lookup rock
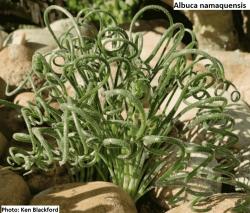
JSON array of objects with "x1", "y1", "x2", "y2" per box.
[
  {"x1": 63, "y1": 72, "x2": 85, "y2": 97},
  {"x1": 0, "y1": 132, "x2": 8, "y2": 159},
  {"x1": 49, "y1": 18, "x2": 74, "y2": 33},
  {"x1": 158, "y1": 87, "x2": 218, "y2": 122},
  {"x1": 204, "y1": 50, "x2": 250, "y2": 105},
  {"x1": 139, "y1": 30, "x2": 185, "y2": 67},
  {"x1": 158, "y1": 87, "x2": 199, "y2": 122},
  {"x1": 225, "y1": 101, "x2": 250, "y2": 150},
  {"x1": 0, "y1": 107, "x2": 24, "y2": 139},
  {"x1": 0, "y1": 44, "x2": 33, "y2": 88},
  {"x1": 179, "y1": 100, "x2": 250, "y2": 150},
  {"x1": 235, "y1": 143, "x2": 250, "y2": 190},
  {"x1": 0, "y1": 20, "x2": 98, "y2": 90},
  {"x1": 0, "y1": 166, "x2": 31, "y2": 204},
  {"x1": 162, "y1": 2, "x2": 238, "y2": 50},
  {"x1": 154, "y1": 152, "x2": 221, "y2": 209},
  {"x1": 14, "y1": 92, "x2": 35, "y2": 107},
  {"x1": 12, "y1": 31, "x2": 26, "y2": 45},
  {"x1": 158, "y1": 49, "x2": 250, "y2": 150},
  {"x1": 0, "y1": 30, "x2": 8, "y2": 50},
  {"x1": 26, "y1": 166, "x2": 71, "y2": 193},
  {"x1": 10, "y1": 19, "x2": 98, "y2": 54},
  {"x1": 11, "y1": 28, "x2": 56, "y2": 53},
  {"x1": 49, "y1": 102, "x2": 60, "y2": 110},
  {"x1": 123, "y1": 19, "x2": 186, "y2": 67},
  {"x1": 31, "y1": 182, "x2": 137, "y2": 213},
  {"x1": 146, "y1": 48, "x2": 250, "y2": 151},
  {"x1": 166, "y1": 193, "x2": 247, "y2": 213},
  {"x1": 153, "y1": 62, "x2": 250, "y2": 149},
  {"x1": 186, "y1": 11, "x2": 238, "y2": 50},
  {"x1": 49, "y1": 18, "x2": 98, "y2": 38},
  {"x1": 122, "y1": 19, "x2": 168, "y2": 34}
]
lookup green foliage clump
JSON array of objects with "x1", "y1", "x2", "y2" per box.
[
  {"x1": 4, "y1": 4, "x2": 250, "y2": 209},
  {"x1": 67, "y1": 0, "x2": 141, "y2": 24}
]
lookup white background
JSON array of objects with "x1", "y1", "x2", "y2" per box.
[{"x1": 173, "y1": 0, "x2": 250, "y2": 10}]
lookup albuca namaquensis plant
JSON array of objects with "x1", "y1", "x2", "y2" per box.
[{"x1": 4, "y1": 4, "x2": 250, "y2": 210}]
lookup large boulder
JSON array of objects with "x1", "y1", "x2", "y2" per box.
[
  {"x1": 0, "y1": 166, "x2": 31, "y2": 204},
  {"x1": 0, "y1": 44, "x2": 33, "y2": 88},
  {"x1": 31, "y1": 181, "x2": 137, "y2": 213}
]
